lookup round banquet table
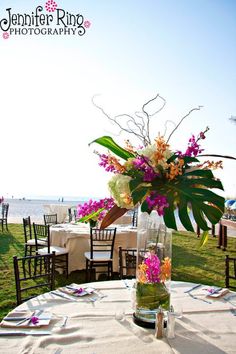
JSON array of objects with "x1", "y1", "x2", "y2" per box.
[
  {"x1": 50, "y1": 223, "x2": 137, "y2": 274},
  {"x1": 0, "y1": 280, "x2": 236, "y2": 354}
]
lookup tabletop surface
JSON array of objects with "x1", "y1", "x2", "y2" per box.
[{"x1": 0, "y1": 280, "x2": 236, "y2": 354}]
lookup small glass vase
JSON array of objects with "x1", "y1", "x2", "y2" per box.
[{"x1": 133, "y1": 210, "x2": 172, "y2": 328}]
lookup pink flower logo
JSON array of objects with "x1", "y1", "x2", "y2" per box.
[
  {"x1": 84, "y1": 20, "x2": 91, "y2": 28},
  {"x1": 45, "y1": 0, "x2": 57, "y2": 12},
  {"x1": 2, "y1": 32, "x2": 9, "y2": 40}
]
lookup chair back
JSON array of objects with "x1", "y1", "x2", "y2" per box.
[
  {"x1": 13, "y1": 252, "x2": 55, "y2": 305},
  {"x1": 68, "y1": 208, "x2": 72, "y2": 222},
  {"x1": 90, "y1": 228, "x2": 116, "y2": 259},
  {"x1": 68, "y1": 208, "x2": 77, "y2": 222},
  {"x1": 1, "y1": 203, "x2": 9, "y2": 218},
  {"x1": 44, "y1": 214, "x2": 58, "y2": 226},
  {"x1": 225, "y1": 255, "x2": 236, "y2": 290},
  {"x1": 119, "y1": 247, "x2": 137, "y2": 279},
  {"x1": 33, "y1": 223, "x2": 50, "y2": 253},
  {"x1": 23, "y1": 216, "x2": 33, "y2": 242}
]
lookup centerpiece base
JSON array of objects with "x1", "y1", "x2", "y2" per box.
[{"x1": 132, "y1": 313, "x2": 155, "y2": 329}]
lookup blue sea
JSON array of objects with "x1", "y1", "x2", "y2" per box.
[{"x1": 5, "y1": 197, "x2": 87, "y2": 224}]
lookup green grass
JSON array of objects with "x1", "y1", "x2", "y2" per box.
[{"x1": 0, "y1": 223, "x2": 236, "y2": 320}]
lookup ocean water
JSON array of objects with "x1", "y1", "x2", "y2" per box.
[
  {"x1": 5, "y1": 198, "x2": 84, "y2": 224},
  {"x1": 4, "y1": 198, "x2": 235, "y2": 237}
]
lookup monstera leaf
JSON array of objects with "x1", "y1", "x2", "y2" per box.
[{"x1": 148, "y1": 169, "x2": 224, "y2": 231}]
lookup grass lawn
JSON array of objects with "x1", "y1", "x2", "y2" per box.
[{"x1": 0, "y1": 223, "x2": 236, "y2": 320}]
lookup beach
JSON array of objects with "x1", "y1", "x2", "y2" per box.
[
  {"x1": 5, "y1": 198, "x2": 82, "y2": 224},
  {"x1": 3, "y1": 198, "x2": 236, "y2": 237}
]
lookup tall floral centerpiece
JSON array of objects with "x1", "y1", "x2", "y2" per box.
[
  {"x1": 76, "y1": 197, "x2": 114, "y2": 227},
  {"x1": 89, "y1": 94, "x2": 235, "y2": 327}
]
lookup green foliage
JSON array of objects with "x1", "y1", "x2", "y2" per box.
[
  {"x1": 89, "y1": 136, "x2": 134, "y2": 160},
  {"x1": 77, "y1": 207, "x2": 104, "y2": 223}
]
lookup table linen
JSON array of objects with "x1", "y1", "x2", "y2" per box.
[
  {"x1": 50, "y1": 224, "x2": 137, "y2": 273},
  {"x1": 43, "y1": 204, "x2": 74, "y2": 223},
  {"x1": 0, "y1": 280, "x2": 236, "y2": 353}
]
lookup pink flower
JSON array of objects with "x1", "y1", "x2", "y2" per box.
[
  {"x1": 75, "y1": 287, "x2": 84, "y2": 294},
  {"x1": 2, "y1": 32, "x2": 9, "y2": 40},
  {"x1": 30, "y1": 316, "x2": 39, "y2": 325},
  {"x1": 77, "y1": 197, "x2": 115, "y2": 221},
  {"x1": 84, "y1": 20, "x2": 91, "y2": 28},
  {"x1": 45, "y1": 0, "x2": 57, "y2": 12},
  {"x1": 143, "y1": 253, "x2": 161, "y2": 283},
  {"x1": 145, "y1": 193, "x2": 169, "y2": 216}
]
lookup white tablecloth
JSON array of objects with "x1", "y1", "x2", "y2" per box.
[
  {"x1": 50, "y1": 224, "x2": 137, "y2": 274},
  {"x1": 0, "y1": 280, "x2": 236, "y2": 353},
  {"x1": 43, "y1": 204, "x2": 75, "y2": 223}
]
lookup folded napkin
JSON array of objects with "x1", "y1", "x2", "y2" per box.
[
  {"x1": 1, "y1": 310, "x2": 52, "y2": 328},
  {"x1": 58, "y1": 284, "x2": 95, "y2": 297},
  {"x1": 206, "y1": 288, "x2": 230, "y2": 298}
]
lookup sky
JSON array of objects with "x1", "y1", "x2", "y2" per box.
[{"x1": 0, "y1": 0, "x2": 235, "y2": 200}]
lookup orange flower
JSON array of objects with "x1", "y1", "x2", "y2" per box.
[
  {"x1": 199, "y1": 160, "x2": 223, "y2": 170},
  {"x1": 137, "y1": 262, "x2": 148, "y2": 283},
  {"x1": 166, "y1": 158, "x2": 184, "y2": 180},
  {"x1": 107, "y1": 154, "x2": 126, "y2": 173},
  {"x1": 154, "y1": 136, "x2": 170, "y2": 161},
  {"x1": 160, "y1": 257, "x2": 171, "y2": 282},
  {"x1": 124, "y1": 140, "x2": 135, "y2": 153}
]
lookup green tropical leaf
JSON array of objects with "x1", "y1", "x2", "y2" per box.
[
  {"x1": 77, "y1": 208, "x2": 104, "y2": 223},
  {"x1": 89, "y1": 136, "x2": 135, "y2": 160},
  {"x1": 129, "y1": 176, "x2": 144, "y2": 192},
  {"x1": 178, "y1": 197, "x2": 194, "y2": 232},
  {"x1": 184, "y1": 169, "x2": 214, "y2": 178},
  {"x1": 149, "y1": 170, "x2": 224, "y2": 231},
  {"x1": 163, "y1": 198, "x2": 177, "y2": 230},
  {"x1": 131, "y1": 186, "x2": 149, "y2": 206},
  {"x1": 199, "y1": 231, "x2": 209, "y2": 248}
]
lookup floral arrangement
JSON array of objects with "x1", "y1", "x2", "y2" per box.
[
  {"x1": 91, "y1": 129, "x2": 225, "y2": 233},
  {"x1": 138, "y1": 252, "x2": 171, "y2": 283},
  {"x1": 76, "y1": 197, "x2": 114, "y2": 225},
  {"x1": 90, "y1": 94, "x2": 236, "y2": 234}
]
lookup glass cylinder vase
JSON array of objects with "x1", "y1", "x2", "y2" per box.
[{"x1": 133, "y1": 210, "x2": 172, "y2": 328}]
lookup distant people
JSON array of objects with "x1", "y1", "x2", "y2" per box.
[
  {"x1": 0, "y1": 196, "x2": 4, "y2": 204},
  {"x1": 61, "y1": 197, "x2": 64, "y2": 203}
]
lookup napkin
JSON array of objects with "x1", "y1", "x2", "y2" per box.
[
  {"x1": 58, "y1": 284, "x2": 95, "y2": 297},
  {"x1": 1, "y1": 310, "x2": 52, "y2": 328},
  {"x1": 206, "y1": 288, "x2": 230, "y2": 298}
]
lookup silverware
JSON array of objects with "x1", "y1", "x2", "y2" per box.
[
  {"x1": 60, "y1": 316, "x2": 68, "y2": 328},
  {"x1": 0, "y1": 330, "x2": 51, "y2": 336},
  {"x1": 16, "y1": 311, "x2": 36, "y2": 326},
  {"x1": 184, "y1": 284, "x2": 201, "y2": 293},
  {"x1": 51, "y1": 291, "x2": 76, "y2": 301},
  {"x1": 187, "y1": 292, "x2": 212, "y2": 304}
]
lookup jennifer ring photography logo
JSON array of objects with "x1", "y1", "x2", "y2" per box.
[{"x1": 0, "y1": 1, "x2": 91, "y2": 39}]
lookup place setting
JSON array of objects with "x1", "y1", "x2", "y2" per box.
[
  {"x1": 0, "y1": 309, "x2": 52, "y2": 336},
  {"x1": 50, "y1": 283, "x2": 107, "y2": 303}
]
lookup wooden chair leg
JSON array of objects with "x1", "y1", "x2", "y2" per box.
[
  {"x1": 85, "y1": 259, "x2": 89, "y2": 282},
  {"x1": 89, "y1": 262, "x2": 93, "y2": 282}
]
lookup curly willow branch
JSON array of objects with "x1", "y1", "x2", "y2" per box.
[
  {"x1": 92, "y1": 93, "x2": 167, "y2": 147},
  {"x1": 166, "y1": 106, "x2": 203, "y2": 144}
]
